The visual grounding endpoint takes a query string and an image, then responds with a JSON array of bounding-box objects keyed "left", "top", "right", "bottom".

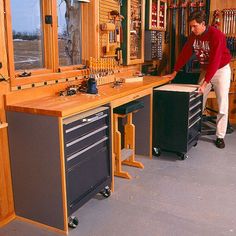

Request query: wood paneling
[{"left": 0, "top": 0, "right": 14, "bottom": 226}]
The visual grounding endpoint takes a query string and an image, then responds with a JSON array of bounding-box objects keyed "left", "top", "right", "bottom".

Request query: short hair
[{"left": 188, "top": 11, "right": 206, "bottom": 23}]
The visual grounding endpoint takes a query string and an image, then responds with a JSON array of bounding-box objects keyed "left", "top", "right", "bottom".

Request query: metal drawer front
[
  {"left": 67, "top": 144, "right": 110, "bottom": 211},
  {"left": 188, "top": 120, "right": 201, "bottom": 143},
  {"left": 189, "top": 94, "right": 202, "bottom": 107},
  {"left": 64, "top": 114, "right": 108, "bottom": 143},
  {"left": 64, "top": 128, "right": 108, "bottom": 157}
]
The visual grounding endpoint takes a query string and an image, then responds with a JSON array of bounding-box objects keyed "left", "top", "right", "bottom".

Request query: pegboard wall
[{"left": 99, "top": 0, "right": 120, "bottom": 57}]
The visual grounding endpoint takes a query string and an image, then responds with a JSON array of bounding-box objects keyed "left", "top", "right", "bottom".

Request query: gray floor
[{"left": 1, "top": 132, "right": 236, "bottom": 236}]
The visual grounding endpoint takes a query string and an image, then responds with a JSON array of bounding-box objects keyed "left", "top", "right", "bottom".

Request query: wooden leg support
[
  {"left": 122, "top": 113, "right": 144, "bottom": 169},
  {"left": 113, "top": 114, "right": 132, "bottom": 179}
]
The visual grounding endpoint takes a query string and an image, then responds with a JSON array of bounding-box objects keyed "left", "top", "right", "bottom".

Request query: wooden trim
[
  {"left": 58, "top": 118, "right": 68, "bottom": 233},
  {"left": 125, "top": 0, "right": 145, "bottom": 65},
  {"left": 4, "top": 0, "right": 15, "bottom": 82},
  {"left": 10, "top": 69, "right": 87, "bottom": 87},
  {"left": 51, "top": 0, "right": 59, "bottom": 71},
  {"left": 15, "top": 216, "right": 67, "bottom": 235},
  {"left": 0, "top": 214, "right": 15, "bottom": 227},
  {"left": 149, "top": 89, "right": 153, "bottom": 159}
]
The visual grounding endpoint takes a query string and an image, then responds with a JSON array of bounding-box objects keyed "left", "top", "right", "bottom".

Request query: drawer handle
[
  {"left": 65, "top": 114, "right": 108, "bottom": 133},
  {"left": 67, "top": 137, "right": 108, "bottom": 162},
  {"left": 189, "top": 117, "right": 201, "bottom": 129},
  {"left": 189, "top": 109, "right": 201, "bottom": 120},
  {"left": 189, "top": 101, "right": 201, "bottom": 111},
  {"left": 66, "top": 125, "right": 108, "bottom": 147},
  {"left": 133, "top": 95, "right": 140, "bottom": 99},
  {"left": 190, "top": 94, "right": 201, "bottom": 102}
]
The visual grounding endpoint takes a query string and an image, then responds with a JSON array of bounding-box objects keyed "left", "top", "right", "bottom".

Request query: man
[{"left": 165, "top": 11, "right": 231, "bottom": 149}]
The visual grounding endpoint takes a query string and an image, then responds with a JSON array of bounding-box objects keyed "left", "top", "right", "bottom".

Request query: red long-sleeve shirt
[{"left": 174, "top": 26, "right": 231, "bottom": 83}]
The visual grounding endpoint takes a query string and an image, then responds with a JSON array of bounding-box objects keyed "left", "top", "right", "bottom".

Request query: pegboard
[{"left": 99, "top": 0, "right": 120, "bottom": 57}]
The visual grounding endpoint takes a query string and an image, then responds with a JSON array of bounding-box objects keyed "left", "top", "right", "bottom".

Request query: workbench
[{"left": 5, "top": 76, "right": 169, "bottom": 234}]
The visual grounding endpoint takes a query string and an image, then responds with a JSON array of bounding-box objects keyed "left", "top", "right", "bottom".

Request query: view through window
[
  {"left": 11, "top": 0, "right": 44, "bottom": 70},
  {"left": 57, "top": 0, "right": 82, "bottom": 66}
]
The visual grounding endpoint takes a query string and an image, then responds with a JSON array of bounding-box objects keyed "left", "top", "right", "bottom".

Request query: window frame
[{"left": 4, "top": 0, "right": 93, "bottom": 87}]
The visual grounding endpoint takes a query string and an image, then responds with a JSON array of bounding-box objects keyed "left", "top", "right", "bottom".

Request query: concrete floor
[{"left": 1, "top": 132, "right": 236, "bottom": 236}]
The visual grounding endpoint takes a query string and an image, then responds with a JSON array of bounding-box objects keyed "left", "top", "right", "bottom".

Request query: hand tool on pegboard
[
  {"left": 211, "top": 9, "right": 221, "bottom": 29},
  {"left": 179, "top": 0, "right": 188, "bottom": 49},
  {"left": 169, "top": 0, "right": 178, "bottom": 71}
]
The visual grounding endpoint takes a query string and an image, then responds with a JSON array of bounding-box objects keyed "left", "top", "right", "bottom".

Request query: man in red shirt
[{"left": 165, "top": 11, "right": 231, "bottom": 149}]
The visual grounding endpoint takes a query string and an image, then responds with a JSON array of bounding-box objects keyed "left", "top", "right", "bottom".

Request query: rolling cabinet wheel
[
  {"left": 100, "top": 186, "right": 111, "bottom": 198},
  {"left": 68, "top": 216, "right": 79, "bottom": 228},
  {"left": 178, "top": 152, "right": 188, "bottom": 160},
  {"left": 153, "top": 147, "right": 161, "bottom": 157}
]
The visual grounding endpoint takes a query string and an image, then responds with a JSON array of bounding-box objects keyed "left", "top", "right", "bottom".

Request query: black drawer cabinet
[
  {"left": 63, "top": 106, "right": 112, "bottom": 215},
  {"left": 153, "top": 84, "right": 203, "bottom": 159}
]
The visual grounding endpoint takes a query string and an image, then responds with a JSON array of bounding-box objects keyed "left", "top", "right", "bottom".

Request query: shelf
[{"left": 0, "top": 123, "right": 8, "bottom": 129}]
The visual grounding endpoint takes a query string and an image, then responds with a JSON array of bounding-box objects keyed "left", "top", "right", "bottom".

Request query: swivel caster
[
  {"left": 100, "top": 186, "right": 111, "bottom": 198},
  {"left": 153, "top": 147, "right": 161, "bottom": 157},
  {"left": 178, "top": 153, "right": 188, "bottom": 160},
  {"left": 68, "top": 216, "right": 79, "bottom": 228}
]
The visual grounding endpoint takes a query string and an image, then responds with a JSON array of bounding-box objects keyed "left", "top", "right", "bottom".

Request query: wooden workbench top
[{"left": 6, "top": 76, "right": 169, "bottom": 117}]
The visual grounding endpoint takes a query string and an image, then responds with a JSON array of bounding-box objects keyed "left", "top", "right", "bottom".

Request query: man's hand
[
  {"left": 163, "top": 71, "right": 177, "bottom": 81},
  {"left": 198, "top": 80, "right": 208, "bottom": 94}
]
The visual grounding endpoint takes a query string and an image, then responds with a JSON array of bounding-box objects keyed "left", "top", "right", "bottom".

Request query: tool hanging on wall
[
  {"left": 211, "top": 9, "right": 221, "bottom": 29},
  {"left": 179, "top": 0, "right": 188, "bottom": 49},
  {"left": 222, "top": 9, "right": 236, "bottom": 35},
  {"left": 169, "top": 0, "right": 178, "bottom": 71}
]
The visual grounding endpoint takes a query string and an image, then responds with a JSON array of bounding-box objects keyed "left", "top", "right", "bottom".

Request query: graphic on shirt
[{"left": 193, "top": 39, "right": 210, "bottom": 64}]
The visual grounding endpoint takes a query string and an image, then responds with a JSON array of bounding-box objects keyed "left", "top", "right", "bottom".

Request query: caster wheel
[
  {"left": 193, "top": 142, "right": 198, "bottom": 147},
  {"left": 153, "top": 147, "right": 161, "bottom": 157},
  {"left": 68, "top": 216, "right": 79, "bottom": 228},
  {"left": 100, "top": 186, "right": 111, "bottom": 198},
  {"left": 178, "top": 153, "right": 188, "bottom": 160}
]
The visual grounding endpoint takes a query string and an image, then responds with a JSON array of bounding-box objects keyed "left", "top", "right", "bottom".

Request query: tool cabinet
[
  {"left": 7, "top": 106, "right": 112, "bottom": 231},
  {"left": 153, "top": 84, "right": 203, "bottom": 159}
]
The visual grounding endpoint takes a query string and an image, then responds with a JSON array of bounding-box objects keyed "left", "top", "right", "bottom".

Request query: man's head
[{"left": 188, "top": 11, "right": 207, "bottom": 36}]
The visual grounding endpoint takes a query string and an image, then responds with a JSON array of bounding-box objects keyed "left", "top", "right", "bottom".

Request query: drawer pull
[
  {"left": 189, "top": 109, "right": 201, "bottom": 121},
  {"left": 65, "top": 114, "right": 108, "bottom": 133},
  {"left": 189, "top": 117, "right": 201, "bottom": 129},
  {"left": 189, "top": 101, "right": 201, "bottom": 111},
  {"left": 190, "top": 94, "right": 201, "bottom": 102},
  {"left": 67, "top": 137, "right": 108, "bottom": 162},
  {"left": 66, "top": 125, "right": 108, "bottom": 147},
  {"left": 133, "top": 95, "right": 140, "bottom": 99}
]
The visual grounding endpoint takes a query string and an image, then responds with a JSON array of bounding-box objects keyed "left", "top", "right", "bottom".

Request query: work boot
[{"left": 215, "top": 138, "right": 225, "bottom": 149}]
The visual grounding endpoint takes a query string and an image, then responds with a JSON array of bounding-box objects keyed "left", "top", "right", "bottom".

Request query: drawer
[
  {"left": 111, "top": 88, "right": 151, "bottom": 108},
  {"left": 63, "top": 108, "right": 109, "bottom": 143},
  {"left": 189, "top": 108, "right": 202, "bottom": 124},
  {"left": 188, "top": 116, "right": 201, "bottom": 129},
  {"left": 66, "top": 144, "right": 110, "bottom": 211},
  {"left": 64, "top": 126, "right": 108, "bottom": 157},
  {"left": 188, "top": 119, "right": 201, "bottom": 143},
  {"left": 66, "top": 137, "right": 109, "bottom": 169},
  {"left": 189, "top": 94, "right": 202, "bottom": 108}
]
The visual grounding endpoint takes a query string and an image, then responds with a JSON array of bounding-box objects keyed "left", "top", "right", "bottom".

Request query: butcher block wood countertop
[{"left": 6, "top": 76, "right": 170, "bottom": 117}]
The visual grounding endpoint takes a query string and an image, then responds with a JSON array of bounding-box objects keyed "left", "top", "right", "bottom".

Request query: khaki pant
[{"left": 199, "top": 64, "right": 231, "bottom": 139}]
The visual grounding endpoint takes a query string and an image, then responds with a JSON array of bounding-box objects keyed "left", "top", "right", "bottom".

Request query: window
[
  {"left": 11, "top": 0, "right": 44, "bottom": 70},
  {"left": 5, "top": 0, "right": 93, "bottom": 87}
]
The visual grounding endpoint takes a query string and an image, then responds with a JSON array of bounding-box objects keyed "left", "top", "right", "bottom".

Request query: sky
[{"left": 11, "top": 0, "right": 67, "bottom": 34}]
